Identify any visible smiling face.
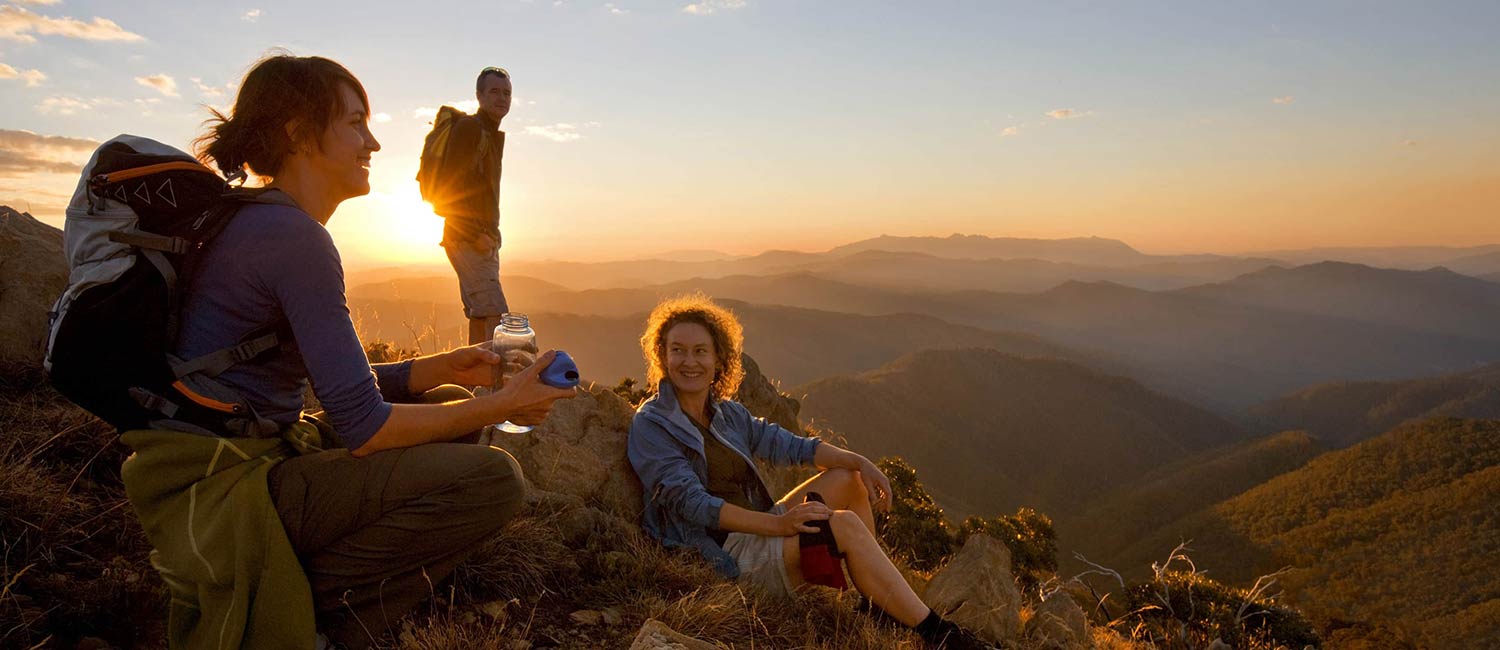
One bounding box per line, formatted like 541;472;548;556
305;83;380;201
477;73;512;123
664;321;717;398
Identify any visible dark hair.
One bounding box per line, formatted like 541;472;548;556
475;66;510;94
195;53;369;180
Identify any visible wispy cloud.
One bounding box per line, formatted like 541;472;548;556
374;112;392;123
0;128;99;176
1272;95;1294;105
414;100;480;120
1045;108;1086;120
525;123;584;143
606;3;628;14
135;73;177;97
242;8;262;22
1000;126;1020;137
683;0;746;15
11;0;64;5
190;77;222;97
0;62;45;86
36;95;90;115
0;5;144;43
1402;139;1419;147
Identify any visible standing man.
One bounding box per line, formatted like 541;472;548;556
435;66;512;345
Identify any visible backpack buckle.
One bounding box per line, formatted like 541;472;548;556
230;340;263;363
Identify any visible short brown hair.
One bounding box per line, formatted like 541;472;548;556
640;294;744;399
194;53;369;180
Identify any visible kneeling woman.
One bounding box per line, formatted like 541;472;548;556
627;295;990;649
128;55;574;650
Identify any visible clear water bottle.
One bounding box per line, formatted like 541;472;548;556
492;313;539;433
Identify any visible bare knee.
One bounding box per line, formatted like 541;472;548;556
828;510;870;544
822;467;866;497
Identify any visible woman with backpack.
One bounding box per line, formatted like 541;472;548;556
116;54;574;650
627;294;995;650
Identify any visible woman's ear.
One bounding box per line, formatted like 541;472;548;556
284;117;307;155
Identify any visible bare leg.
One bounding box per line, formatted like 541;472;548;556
467;315;503;347
782;510;929;626
776;468;875;533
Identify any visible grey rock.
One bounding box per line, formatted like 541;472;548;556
924;534;1023;645
1025;594;1093;649
733;353;803;434
0;208;65;368
493;386;643;520
628;619;718;650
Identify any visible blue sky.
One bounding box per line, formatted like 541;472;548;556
3;0;1497;266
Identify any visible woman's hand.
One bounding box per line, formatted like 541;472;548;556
856;456;894;512
482;350;576;426
776;500;833;536
439;342;504;387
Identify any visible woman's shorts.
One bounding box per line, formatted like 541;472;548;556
722;504;795;598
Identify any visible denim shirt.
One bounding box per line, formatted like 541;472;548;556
627;380;822;578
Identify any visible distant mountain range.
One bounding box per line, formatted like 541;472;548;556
348;260;1500;414
795;348;1243;519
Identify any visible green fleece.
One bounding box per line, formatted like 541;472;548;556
121;421;326;650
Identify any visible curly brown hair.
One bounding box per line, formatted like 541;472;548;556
640;293;744;399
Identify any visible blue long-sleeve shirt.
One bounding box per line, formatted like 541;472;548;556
176;199;411;450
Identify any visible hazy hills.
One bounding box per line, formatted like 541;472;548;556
1092;417;1500;648
794;348;1243;519
1246;363;1500;448
348;260;1500;414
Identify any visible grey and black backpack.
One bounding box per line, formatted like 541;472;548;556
45;135;290;437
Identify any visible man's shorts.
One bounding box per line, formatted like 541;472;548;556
722;504;796;598
443;240;509;319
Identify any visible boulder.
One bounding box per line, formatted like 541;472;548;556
493;386;643;520
924;533;1023;644
628;619;718;650
0;208;66;368
1025;595;1093;649
734;353;802;434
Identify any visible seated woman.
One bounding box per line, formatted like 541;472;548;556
149;54;575;649
627;295;991;650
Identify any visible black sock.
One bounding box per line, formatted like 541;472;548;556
914;609;944;638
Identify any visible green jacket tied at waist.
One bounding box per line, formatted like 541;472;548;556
121;422;326;649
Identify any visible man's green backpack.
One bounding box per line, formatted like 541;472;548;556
416;105;469;207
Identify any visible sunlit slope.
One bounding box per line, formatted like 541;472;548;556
1106;418;1500;648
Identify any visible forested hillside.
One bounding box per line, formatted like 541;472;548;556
1103;418;1500;648
796;348;1243;519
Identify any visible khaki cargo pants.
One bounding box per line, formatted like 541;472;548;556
268;385;524;650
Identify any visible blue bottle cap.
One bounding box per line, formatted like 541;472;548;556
540;350;581;389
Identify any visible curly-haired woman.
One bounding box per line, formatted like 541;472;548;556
627;294;993;649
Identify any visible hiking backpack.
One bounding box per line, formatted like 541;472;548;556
415;105;467;206
44;135;288;437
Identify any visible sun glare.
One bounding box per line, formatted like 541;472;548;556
329;185;447;267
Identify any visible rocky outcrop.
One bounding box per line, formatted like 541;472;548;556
628;619;718;650
493;386;643;520
924;533;1023;644
734;353;803;434
0;208;66;368
1025;594;1093;649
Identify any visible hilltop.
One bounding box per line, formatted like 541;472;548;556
1246;363;1500;447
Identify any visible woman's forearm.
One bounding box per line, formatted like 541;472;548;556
813;442;865;471
352;399;492;457
717;502;790;537
404;354;449;395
